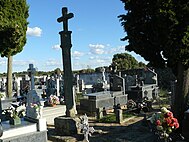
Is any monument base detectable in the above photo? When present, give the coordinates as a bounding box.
[54,116,81,136]
[0,119,47,142]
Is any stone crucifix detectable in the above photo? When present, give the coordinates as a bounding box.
[57,7,76,117]
[27,64,36,90]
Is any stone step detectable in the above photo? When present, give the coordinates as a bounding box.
[42,105,66,125]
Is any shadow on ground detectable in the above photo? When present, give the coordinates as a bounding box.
[47,116,157,142]
[89,119,156,142]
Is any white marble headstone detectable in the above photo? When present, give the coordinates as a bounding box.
[26,90,42,119]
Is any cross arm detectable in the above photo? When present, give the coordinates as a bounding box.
[57,13,74,23]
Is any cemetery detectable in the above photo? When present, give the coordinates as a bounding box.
[0,2,189,142]
[0,59,188,141]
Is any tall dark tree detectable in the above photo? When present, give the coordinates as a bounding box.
[119,0,189,122]
[0,0,29,97]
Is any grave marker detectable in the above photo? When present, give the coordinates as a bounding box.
[54,7,79,136]
[79,114,95,142]
[57,7,76,117]
[25,64,46,131]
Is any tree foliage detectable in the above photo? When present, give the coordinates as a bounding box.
[0,0,29,97]
[112,53,146,71]
[119,0,189,122]
[119,0,189,74]
[0,0,29,57]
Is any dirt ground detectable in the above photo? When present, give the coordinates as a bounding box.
[47,111,158,142]
[87,115,156,142]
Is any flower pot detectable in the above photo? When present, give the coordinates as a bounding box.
[9,117,21,125]
[50,104,56,107]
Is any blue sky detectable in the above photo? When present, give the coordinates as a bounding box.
[0,0,147,73]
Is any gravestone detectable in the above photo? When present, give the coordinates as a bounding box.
[55,74,60,96]
[116,109,123,124]
[46,76,56,97]
[0,64,47,142]
[0,78,5,92]
[55,7,79,136]
[79,114,95,142]
[25,64,46,131]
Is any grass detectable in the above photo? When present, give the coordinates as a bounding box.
[76,93,84,104]
[156,88,171,108]
[98,112,135,123]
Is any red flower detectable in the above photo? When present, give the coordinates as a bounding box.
[165,118,172,125]
[172,118,178,123]
[166,112,173,118]
[156,120,161,126]
[174,122,179,129]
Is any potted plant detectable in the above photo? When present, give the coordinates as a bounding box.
[48,95,59,107]
[6,106,22,125]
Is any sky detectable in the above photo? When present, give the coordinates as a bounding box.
[0,0,147,73]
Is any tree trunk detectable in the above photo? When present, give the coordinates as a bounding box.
[6,56,13,98]
[173,62,189,129]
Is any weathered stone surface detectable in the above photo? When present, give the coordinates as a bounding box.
[114,94,128,106]
[54,116,81,136]
[57,7,76,118]
[0,131,47,142]
[116,109,123,124]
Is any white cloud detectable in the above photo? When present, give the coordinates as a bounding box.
[10,60,37,72]
[52,44,60,50]
[89,44,105,55]
[88,56,112,67]
[13,60,33,66]
[45,59,61,66]
[27,27,42,37]
[106,45,125,54]
[72,51,84,57]
[72,51,84,60]
[89,56,95,60]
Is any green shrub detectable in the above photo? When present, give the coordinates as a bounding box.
[98,113,134,123]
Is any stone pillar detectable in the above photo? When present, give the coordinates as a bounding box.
[57,7,76,117]
[56,76,60,96]
[116,109,123,124]
[96,108,103,120]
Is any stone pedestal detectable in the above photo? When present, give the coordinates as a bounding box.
[54,116,81,136]
[116,109,123,124]
[0,119,47,142]
[96,108,103,119]
[24,117,47,132]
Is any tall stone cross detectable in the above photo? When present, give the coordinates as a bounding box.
[57,7,76,117]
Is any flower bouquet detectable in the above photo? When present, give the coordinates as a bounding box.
[30,102,43,119]
[4,106,22,125]
[48,95,59,106]
[127,99,137,109]
[31,102,41,110]
[150,107,179,141]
